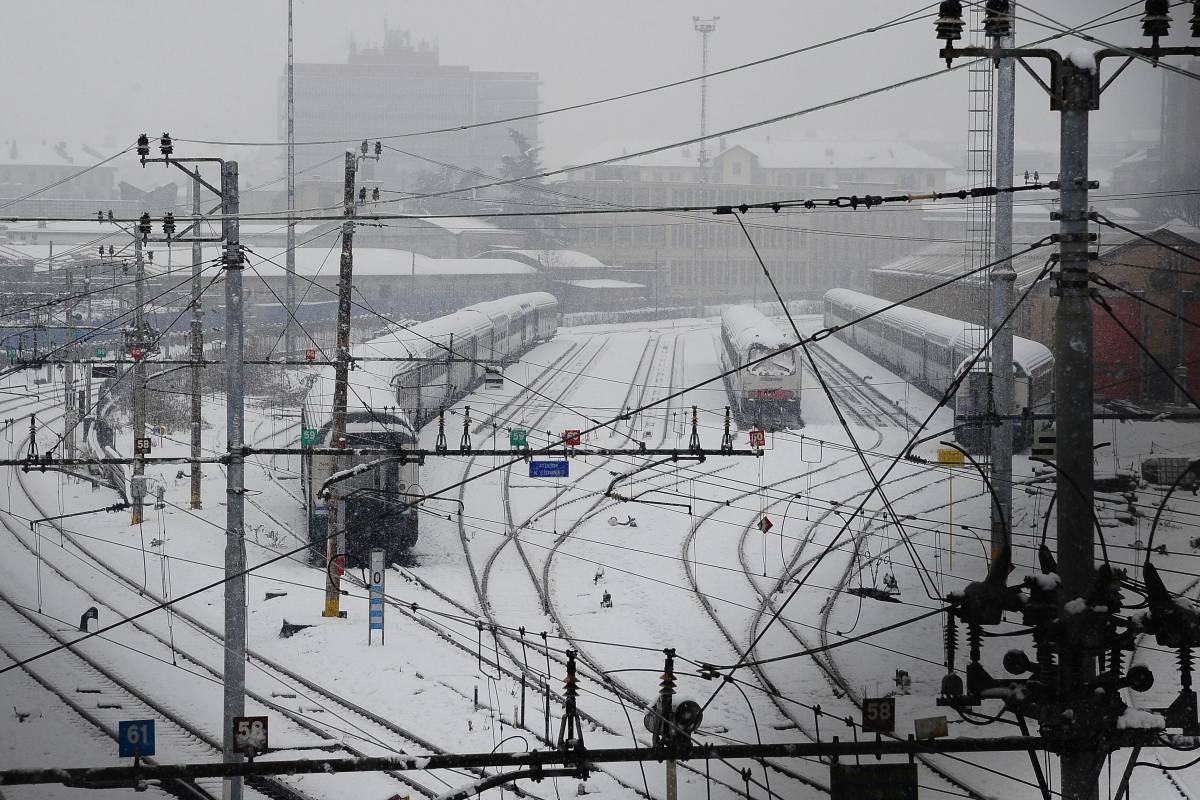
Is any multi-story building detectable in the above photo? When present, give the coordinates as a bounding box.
[551,138,952,305]
[283,27,539,190]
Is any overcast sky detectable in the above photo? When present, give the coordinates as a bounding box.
[4,1,1194,179]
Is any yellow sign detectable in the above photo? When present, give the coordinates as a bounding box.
[937,448,965,466]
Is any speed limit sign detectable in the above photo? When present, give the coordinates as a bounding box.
[232,716,268,757]
[862,697,895,733]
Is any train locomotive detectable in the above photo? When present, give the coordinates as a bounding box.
[822,288,1053,451]
[301,292,560,566]
[719,305,803,428]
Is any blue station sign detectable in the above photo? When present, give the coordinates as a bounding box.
[529,460,569,478]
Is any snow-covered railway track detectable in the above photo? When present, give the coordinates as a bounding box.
[0,589,292,800]
[4,426,507,800]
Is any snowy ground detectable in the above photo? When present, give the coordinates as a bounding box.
[2,316,1199,799]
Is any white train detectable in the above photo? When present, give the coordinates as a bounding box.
[719,305,803,428]
[301,292,560,565]
[822,288,1053,451]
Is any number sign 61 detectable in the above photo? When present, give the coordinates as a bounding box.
[118,719,155,757]
[232,715,269,756]
[862,697,895,733]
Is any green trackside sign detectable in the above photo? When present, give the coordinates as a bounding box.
[510,428,528,447]
[301,427,318,447]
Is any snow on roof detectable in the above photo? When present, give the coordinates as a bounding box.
[246,248,536,278]
[481,249,607,270]
[561,279,644,289]
[561,139,951,172]
[562,140,701,170]
[418,216,509,235]
[727,139,952,171]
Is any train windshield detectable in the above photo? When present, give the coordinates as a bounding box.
[747,345,795,376]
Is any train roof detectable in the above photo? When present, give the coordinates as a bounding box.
[824,288,1051,372]
[303,369,416,438]
[721,305,795,354]
[357,292,558,364]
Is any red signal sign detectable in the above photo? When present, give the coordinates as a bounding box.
[130,347,143,361]
[749,429,766,448]
[304,349,316,362]
[563,429,581,446]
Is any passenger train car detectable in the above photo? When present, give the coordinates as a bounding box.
[301,292,560,565]
[822,289,1052,451]
[719,305,803,428]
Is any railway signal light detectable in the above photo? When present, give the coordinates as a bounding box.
[159,131,173,158]
[136,133,150,162]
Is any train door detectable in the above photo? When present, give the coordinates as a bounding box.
[1093,295,1142,402]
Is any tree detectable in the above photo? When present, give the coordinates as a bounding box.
[497,128,563,249]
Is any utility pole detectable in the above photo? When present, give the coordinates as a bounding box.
[324,150,357,619]
[131,234,146,525]
[989,1,1016,561]
[220,160,247,800]
[936,3,1200,797]
[191,176,204,509]
[323,143,379,619]
[285,0,297,357]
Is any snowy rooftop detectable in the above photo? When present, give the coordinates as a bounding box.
[245,248,536,278]
[561,138,952,172]
[479,248,607,270]
[560,279,644,290]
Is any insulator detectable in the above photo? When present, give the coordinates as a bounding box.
[138,212,152,240]
[159,132,173,158]
[1180,647,1195,688]
[358,187,366,202]
[983,0,1011,39]
[162,212,175,237]
[1191,0,1200,37]
[967,622,983,664]
[136,133,150,159]
[374,140,382,157]
[97,211,104,223]
[360,139,369,156]
[372,187,380,201]
[935,0,965,42]
[1142,0,1172,44]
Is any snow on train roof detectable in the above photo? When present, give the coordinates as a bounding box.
[824,288,1052,371]
[356,292,557,363]
[721,305,795,354]
[303,369,415,434]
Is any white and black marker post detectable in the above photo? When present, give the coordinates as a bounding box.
[369,548,385,645]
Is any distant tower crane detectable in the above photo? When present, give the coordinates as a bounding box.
[693,16,719,183]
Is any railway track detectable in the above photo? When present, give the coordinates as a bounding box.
[2,412,528,800]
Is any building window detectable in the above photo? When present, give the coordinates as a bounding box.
[732,162,742,176]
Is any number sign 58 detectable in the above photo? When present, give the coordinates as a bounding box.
[232,715,269,756]
[862,697,895,733]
